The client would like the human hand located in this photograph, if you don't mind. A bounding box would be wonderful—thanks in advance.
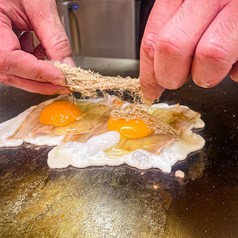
[0,0,74,94]
[140,0,238,100]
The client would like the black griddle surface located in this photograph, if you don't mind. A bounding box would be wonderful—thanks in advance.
[0,57,237,238]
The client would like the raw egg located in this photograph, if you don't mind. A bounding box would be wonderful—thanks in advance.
[39,101,82,126]
[107,117,153,139]
[0,94,205,173]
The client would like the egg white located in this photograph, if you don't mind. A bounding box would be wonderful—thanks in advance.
[0,97,67,147]
[0,95,119,148]
[0,106,35,147]
[148,103,205,129]
[0,96,205,173]
[47,102,205,173]
[48,126,205,173]
[48,131,121,168]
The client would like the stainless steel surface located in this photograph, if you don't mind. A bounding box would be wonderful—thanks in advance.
[57,0,140,59]
[1,57,238,237]
[73,56,140,77]
[60,1,74,48]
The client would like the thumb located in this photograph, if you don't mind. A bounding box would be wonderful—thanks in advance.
[23,0,75,66]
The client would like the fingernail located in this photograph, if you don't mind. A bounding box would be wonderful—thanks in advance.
[230,72,238,83]
[193,77,211,88]
[62,57,76,67]
[57,87,71,95]
[49,78,64,86]
[143,87,165,101]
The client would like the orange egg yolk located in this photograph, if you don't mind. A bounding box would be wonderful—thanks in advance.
[40,101,82,126]
[107,117,153,139]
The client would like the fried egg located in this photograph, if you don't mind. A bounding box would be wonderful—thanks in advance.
[0,94,205,173]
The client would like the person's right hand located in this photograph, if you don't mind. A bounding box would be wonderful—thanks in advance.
[0,0,74,94]
[140,0,238,100]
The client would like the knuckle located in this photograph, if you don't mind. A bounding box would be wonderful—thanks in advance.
[46,30,72,60]
[156,34,182,56]
[196,43,230,65]
[140,33,157,61]
[50,32,71,52]
[141,30,188,60]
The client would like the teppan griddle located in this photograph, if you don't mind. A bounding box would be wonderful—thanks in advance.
[0,57,237,238]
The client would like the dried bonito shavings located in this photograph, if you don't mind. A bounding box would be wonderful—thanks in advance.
[52,61,178,136]
[110,105,179,136]
[52,61,152,105]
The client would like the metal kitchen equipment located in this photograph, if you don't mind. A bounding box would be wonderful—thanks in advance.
[57,0,141,59]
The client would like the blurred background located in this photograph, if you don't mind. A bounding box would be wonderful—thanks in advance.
[56,0,155,59]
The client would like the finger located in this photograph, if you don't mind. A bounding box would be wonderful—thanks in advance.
[140,0,183,100]
[154,0,224,89]
[0,73,71,95]
[19,32,35,54]
[191,1,238,87]
[0,50,66,85]
[24,0,75,66]
[0,13,66,86]
[230,61,238,83]
[0,12,20,51]
[140,79,165,101]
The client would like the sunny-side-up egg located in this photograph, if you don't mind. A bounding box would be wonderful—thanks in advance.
[0,94,205,173]
[0,94,119,147]
[0,97,64,147]
[0,97,71,147]
[48,98,205,173]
